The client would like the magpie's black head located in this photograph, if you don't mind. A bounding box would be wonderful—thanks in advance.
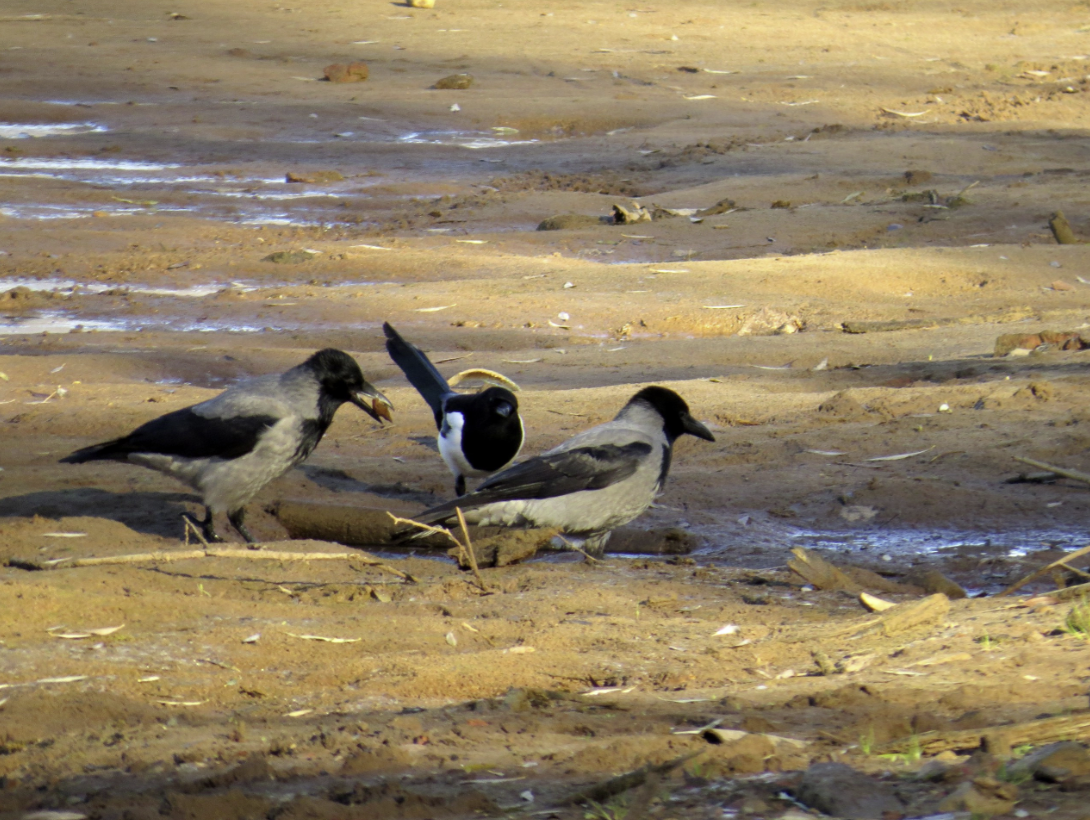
[479,386,518,420]
[304,348,393,423]
[630,386,715,443]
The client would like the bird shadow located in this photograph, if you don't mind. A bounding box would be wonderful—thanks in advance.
[300,466,440,506]
[408,435,439,453]
[0,488,200,539]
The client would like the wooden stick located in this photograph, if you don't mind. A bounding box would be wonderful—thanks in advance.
[455,507,490,593]
[555,534,599,565]
[7,547,416,583]
[1013,455,1090,486]
[998,542,1090,597]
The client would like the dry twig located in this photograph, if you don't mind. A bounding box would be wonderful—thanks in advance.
[388,512,490,592]
[7,547,416,583]
[1013,455,1090,486]
[998,542,1090,597]
[455,507,490,592]
[560,750,703,807]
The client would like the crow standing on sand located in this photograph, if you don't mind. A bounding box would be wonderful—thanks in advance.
[383,322,523,496]
[61,348,393,543]
[407,386,714,557]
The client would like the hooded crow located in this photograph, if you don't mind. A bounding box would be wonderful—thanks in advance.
[408,385,714,557]
[383,322,523,496]
[61,348,392,543]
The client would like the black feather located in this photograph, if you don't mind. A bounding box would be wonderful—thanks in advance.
[383,323,450,426]
[60,407,278,463]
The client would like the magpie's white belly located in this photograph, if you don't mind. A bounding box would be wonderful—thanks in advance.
[438,411,490,479]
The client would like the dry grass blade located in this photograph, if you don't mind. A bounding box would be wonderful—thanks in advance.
[455,507,490,593]
[285,632,362,644]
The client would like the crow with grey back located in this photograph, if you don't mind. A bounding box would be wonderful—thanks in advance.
[409,386,714,557]
[62,348,392,543]
[383,322,523,496]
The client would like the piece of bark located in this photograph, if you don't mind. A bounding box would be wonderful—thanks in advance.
[910,569,967,599]
[448,528,556,568]
[855,593,950,638]
[788,547,861,591]
[878,712,1090,756]
[841,318,940,334]
[272,500,450,548]
[1050,210,1080,244]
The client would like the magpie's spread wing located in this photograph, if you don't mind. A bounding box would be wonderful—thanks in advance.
[441,441,653,510]
[62,407,279,463]
[383,322,450,426]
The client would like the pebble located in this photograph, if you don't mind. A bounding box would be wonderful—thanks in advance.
[434,73,473,90]
[324,62,368,83]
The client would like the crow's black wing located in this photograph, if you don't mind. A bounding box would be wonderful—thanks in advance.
[383,322,451,427]
[61,407,278,463]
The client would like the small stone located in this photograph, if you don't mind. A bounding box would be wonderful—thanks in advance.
[937,781,1017,816]
[904,169,933,185]
[434,73,473,90]
[910,569,967,600]
[696,197,736,216]
[795,762,903,819]
[324,62,368,83]
[771,200,791,209]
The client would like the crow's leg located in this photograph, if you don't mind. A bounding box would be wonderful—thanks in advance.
[228,507,256,544]
[455,474,467,497]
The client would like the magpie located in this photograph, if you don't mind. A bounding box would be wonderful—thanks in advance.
[61,348,392,543]
[383,322,523,496]
[408,385,714,557]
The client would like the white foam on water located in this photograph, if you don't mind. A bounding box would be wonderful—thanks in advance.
[0,157,178,171]
[0,122,108,139]
[397,130,539,149]
[209,191,346,201]
[0,311,126,335]
[0,204,145,220]
[0,278,242,298]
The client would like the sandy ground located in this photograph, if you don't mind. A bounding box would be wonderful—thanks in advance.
[3,0,1090,817]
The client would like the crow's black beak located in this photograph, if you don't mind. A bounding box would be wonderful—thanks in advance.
[682,413,715,442]
[352,382,394,424]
